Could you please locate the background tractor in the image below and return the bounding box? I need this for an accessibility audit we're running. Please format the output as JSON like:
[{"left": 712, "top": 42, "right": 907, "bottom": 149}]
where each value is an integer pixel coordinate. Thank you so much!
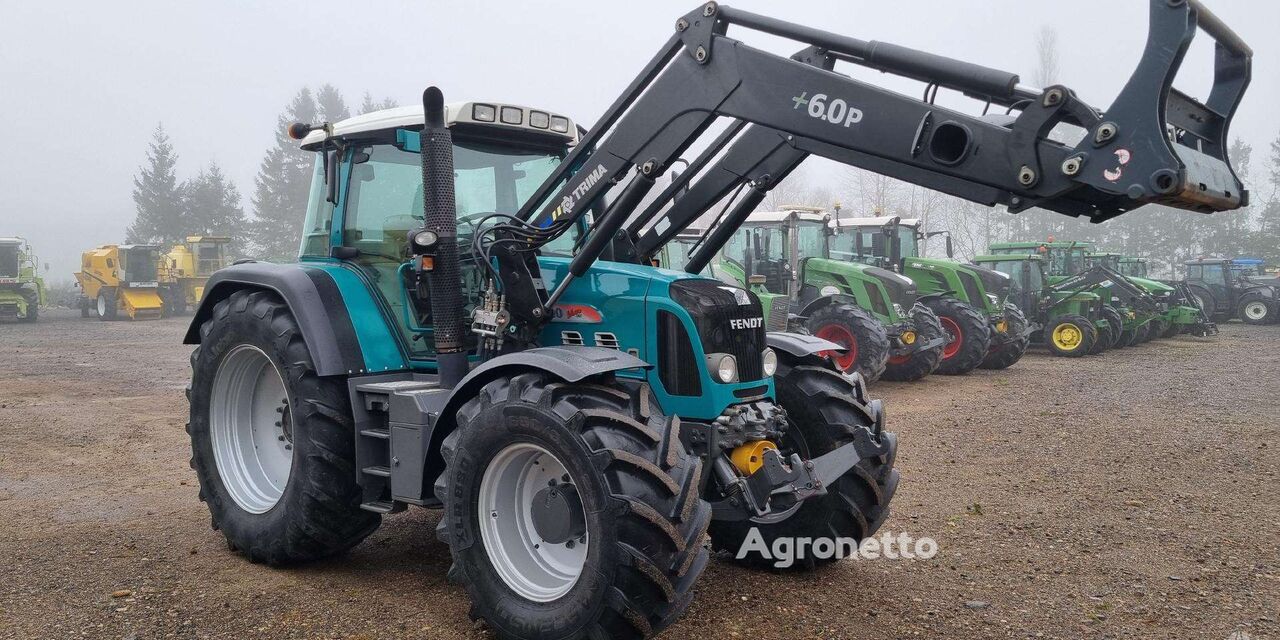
[
  {"left": 74, "top": 244, "right": 166, "bottom": 320},
  {"left": 1185, "top": 257, "right": 1279, "bottom": 325},
  {"left": 972, "top": 254, "right": 1107, "bottom": 357},
  {"left": 0, "top": 237, "right": 46, "bottom": 323},
  {"left": 160, "top": 235, "right": 233, "bottom": 314},
  {"left": 1090, "top": 251, "right": 1217, "bottom": 338},
  {"left": 833, "top": 216, "right": 1020, "bottom": 371},
  {"left": 712, "top": 208, "right": 946, "bottom": 383},
  {"left": 179, "top": 1, "right": 1249, "bottom": 636}
]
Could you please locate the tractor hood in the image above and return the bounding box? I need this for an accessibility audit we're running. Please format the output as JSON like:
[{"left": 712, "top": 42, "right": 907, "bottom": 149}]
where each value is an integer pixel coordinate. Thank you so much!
[{"left": 1125, "top": 275, "right": 1173, "bottom": 294}]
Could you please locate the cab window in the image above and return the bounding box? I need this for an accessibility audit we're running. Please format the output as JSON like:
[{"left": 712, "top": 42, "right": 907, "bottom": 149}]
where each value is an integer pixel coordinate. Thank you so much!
[{"left": 300, "top": 157, "right": 336, "bottom": 258}]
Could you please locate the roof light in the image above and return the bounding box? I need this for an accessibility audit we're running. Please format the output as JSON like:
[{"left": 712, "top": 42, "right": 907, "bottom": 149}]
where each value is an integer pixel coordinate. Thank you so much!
[
  {"left": 500, "top": 106, "right": 523, "bottom": 125},
  {"left": 529, "top": 111, "right": 550, "bottom": 129},
  {"left": 473, "top": 104, "right": 496, "bottom": 122},
  {"left": 550, "top": 116, "right": 570, "bottom": 133}
]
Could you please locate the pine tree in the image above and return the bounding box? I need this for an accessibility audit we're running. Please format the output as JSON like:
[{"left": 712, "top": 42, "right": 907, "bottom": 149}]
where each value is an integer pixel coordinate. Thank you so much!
[
  {"left": 359, "top": 91, "right": 400, "bottom": 115},
  {"left": 183, "top": 161, "right": 248, "bottom": 255},
  {"left": 1253, "top": 130, "right": 1280, "bottom": 265},
  {"left": 127, "top": 124, "right": 185, "bottom": 245},
  {"left": 316, "top": 84, "right": 350, "bottom": 123},
  {"left": 250, "top": 88, "right": 318, "bottom": 261}
]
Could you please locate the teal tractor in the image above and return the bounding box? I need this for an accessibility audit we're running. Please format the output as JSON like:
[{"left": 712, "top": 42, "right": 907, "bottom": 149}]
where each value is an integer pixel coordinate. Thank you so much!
[
  {"left": 709, "top": 208, "right": 946, "bottom": 383},
  {"left": 972, "top": 253, "right": 1107, "bottom": 357},
  {"left": 180, "top": 2, "right": 1250, "bottom": 636},
  {"left": 832, "top": 216, "right": 1026, "bottom": 371},
  {"left": 0, "top": 237, "right": 45, "bottom": 323}
]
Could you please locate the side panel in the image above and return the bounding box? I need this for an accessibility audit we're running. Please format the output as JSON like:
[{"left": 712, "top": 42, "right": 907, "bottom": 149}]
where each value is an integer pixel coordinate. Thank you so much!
[{"left": 799, "top": 258, "right": 899, "bottom": 322}]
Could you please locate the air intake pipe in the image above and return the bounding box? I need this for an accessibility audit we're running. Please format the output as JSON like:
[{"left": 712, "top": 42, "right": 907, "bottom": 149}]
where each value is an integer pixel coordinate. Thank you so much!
[{"left": 412, "top": 87, "right": 469, "bottom": 388}]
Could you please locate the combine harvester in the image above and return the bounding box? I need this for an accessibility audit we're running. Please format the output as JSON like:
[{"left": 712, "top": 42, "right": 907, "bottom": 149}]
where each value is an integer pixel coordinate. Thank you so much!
[
  {"left": 180, "top": 2, "right": 1250, "bottom": 637},
  {"left": 160, "top": 236, "right": 233, "bottom": 314},
  {"left": 75, "top": 244, "right": 166, "bottom": 320},
  {"left": 0, "top": 237, "right": 45, "bottom": 323}
]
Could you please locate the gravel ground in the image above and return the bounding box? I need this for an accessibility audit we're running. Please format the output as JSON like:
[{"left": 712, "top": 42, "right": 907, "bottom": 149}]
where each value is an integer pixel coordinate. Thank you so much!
[{"left": 1, "top": 309, "right": 1277, "bottom": 640}]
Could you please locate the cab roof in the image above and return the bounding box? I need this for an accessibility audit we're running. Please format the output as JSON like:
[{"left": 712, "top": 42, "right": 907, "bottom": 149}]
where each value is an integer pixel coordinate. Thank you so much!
[
  {"left": 300, "top": 102, "right": 579, "bottom": 149},
  {"left": 0, "top": 237, "right": 23, "bottom": 246},
  {"left": 746, "top": 209, "right": 830, "bottom": 224},
  {"left": 830, "top": 216, "right": 922, "bottom": 228},
  {"left": 973, "top": 254, "right": 1045, "bottom": 262}
]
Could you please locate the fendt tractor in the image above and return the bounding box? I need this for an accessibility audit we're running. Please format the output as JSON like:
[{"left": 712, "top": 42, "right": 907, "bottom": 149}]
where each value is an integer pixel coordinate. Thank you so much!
[
  {"left": 711, "top": 207, "right": 946, "bottom": 383},
  {"left": 182, "top": 3, "right": 1249, "bottom": 637},
  {"left": 0, "top": 237, "right": 46, "bottom": 323},
  {"left": 834, "top": 216, "right": 1025, "bottom": 371},
  {"left": 160, "top": 236, "right": 234, "bottom": 315},
  {"left": 971, "top": 253, "right": 1109, "bottom": 356},
  {"left": 75, "top": 244, "right": 166, "bottom": 320},
  {"left": 1185, "top": 257, "right": 1279, "bottom": 324}
]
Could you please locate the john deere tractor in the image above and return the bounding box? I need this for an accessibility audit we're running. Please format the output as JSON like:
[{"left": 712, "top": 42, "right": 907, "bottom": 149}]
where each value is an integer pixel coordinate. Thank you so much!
[
  {"left": 160, "top": 236, "right": 233, "bottom": 314},
  {"left": 181, "top": 2, "right": 1249, "bottom": 636},
  {"left": 0, "top": 237, "right": 45, "bottom": 323},
  {"left": 1185, "top": 257, "right": 1279, "bottom": 325},
  {"left": 711, "top": 208, "right": 946, "bottom": 383},
  {"left": 74, "top": 244, "right": 166, "bottom": 320},
  {"left": 832, "top": 216, "right": 1023, "bottom": 371},
  {"left": 972, "top": 253, "right": 1107, "bottom": 357},
  {"left": 1089, "top": 251, "right": 1217, "bottom": 338}
]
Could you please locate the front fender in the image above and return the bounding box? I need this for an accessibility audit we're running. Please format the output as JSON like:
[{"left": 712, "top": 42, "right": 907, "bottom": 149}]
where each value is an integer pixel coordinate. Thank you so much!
[
  {"left": 766, "top": 331, "right": 843, "bottom": 358},
  {"left": 795, "top": 292, "right": 860, "bottom": 319}
]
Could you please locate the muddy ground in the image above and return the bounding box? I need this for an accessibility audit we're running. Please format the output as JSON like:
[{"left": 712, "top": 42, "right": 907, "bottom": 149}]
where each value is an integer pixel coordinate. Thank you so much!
[{"left": 1, "top": 309, "right": 1277, "bottom": 639}]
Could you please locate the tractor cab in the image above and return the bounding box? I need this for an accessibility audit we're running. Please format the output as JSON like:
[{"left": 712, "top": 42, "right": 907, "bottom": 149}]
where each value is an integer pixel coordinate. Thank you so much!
[
  {"left": 989, "top": 241, "right": 1089, "bottom": 278},
  {"left": 117, "top": 245, "right": 162, "bottom": 286},
  {"left": 972, "top": 254, "right": 1047, "bottom": 317},
  {"left": 1087, "top": 252, "right": 1123, "bottom": 271},
  {"left": 0, "top": 238, "right": 20, "bottom": 281},
  {"left": 721, "top": 208, "right": 830, "bottom": 296},
  {"left": 1183, "top": 257, "right": 1278, "bottom": 323},
  {"left": 0, "top": 237, "right": 45, "bottom": 322},
  {"left": 1118, "top": 257, "right": 1149, "bottom": 279}
]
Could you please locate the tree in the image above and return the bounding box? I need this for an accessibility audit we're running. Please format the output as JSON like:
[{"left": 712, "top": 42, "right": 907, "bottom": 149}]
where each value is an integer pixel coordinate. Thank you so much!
[
  {"left": 126, "top": 124, "right": 185, "bottom": 245},
  {"left": 359, "top": 91, "right": 400, "bottom": 115},
  {"left": 182, "top": 161, "right": 248, "bottom": 255},
  {"left": 250, "top": 88, "right": 318, "bottom": 261},
  {"left": 316, "top": 83, "right": 350, "bottom": 123},
  {"left": 1252, "top": 130, "right": 1280, "bottom": 265}
]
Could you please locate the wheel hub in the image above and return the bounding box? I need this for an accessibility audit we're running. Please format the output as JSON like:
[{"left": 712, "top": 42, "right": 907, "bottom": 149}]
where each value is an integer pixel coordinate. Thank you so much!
[{"left": 531, "top": 482, "right": 586, "bottom": 544}]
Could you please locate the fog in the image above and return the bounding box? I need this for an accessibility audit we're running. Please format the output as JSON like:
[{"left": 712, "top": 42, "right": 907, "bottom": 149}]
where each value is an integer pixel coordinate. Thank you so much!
[{"left": 2, "top": 0, "right": 1276, "bottom": 278}]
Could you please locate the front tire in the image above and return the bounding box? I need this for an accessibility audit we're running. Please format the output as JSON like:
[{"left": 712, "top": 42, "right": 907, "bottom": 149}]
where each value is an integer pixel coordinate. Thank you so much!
[
  {"left": 188, "top": 289, "right": 379, "bottom": 565},
  {"left": 435, "top": 373, "right": 710, "bottom": 640},
  {"left": 1046, "top": 314, "right": 1095, "bottom": 357},
  {"left": 1239, "top": 298, "right": 1275, "bottom": 325},
  {"left": 806, "top": 301, "right": 889, "bottom": 383},
  {"left": 881, "top": 304, "right": 943, "bottom": 382},
  {"left": 979, "top": 302, "right": 1029, "bottom": 370},
  {"left": 709, "top": 360, "right": 898, "bottom": 571},
  {"left": 96, "top": 288, "right": 118, "bottom": 321},
  {"left": 923, "top": 297, "right": 991, "bottom": 375}
]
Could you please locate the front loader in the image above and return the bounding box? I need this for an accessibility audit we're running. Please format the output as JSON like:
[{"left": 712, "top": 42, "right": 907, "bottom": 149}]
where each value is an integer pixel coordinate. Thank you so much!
[
  {"left": 182, "top": 2, "right": 1249, "bottom": 638},
  {"left": 0, "top": 237, "right": 45, "bottom": 323},
  {"left": 74, "top": 244, "right": 166, "bottom": 320},
  {"left": 972, "top": 254, "right": 1108, "bottom": 357}
]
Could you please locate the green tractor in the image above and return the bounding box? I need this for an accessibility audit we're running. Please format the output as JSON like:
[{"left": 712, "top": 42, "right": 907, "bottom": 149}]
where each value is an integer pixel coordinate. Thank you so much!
[
  {"left": 0, "top": 237, "right": 46, "bottom": 323},
  {"left": 832, "top": 216, "right": 1024, "bottom": 371},
  {"left": 1092, "top": 252, "right": 1217, "bottom": 337},
  {"left": 711, "top": 208, "right": 947, "bottom": 383},
  {"left": 971, "top": 253, "right": 1107, "bottom": 357}
]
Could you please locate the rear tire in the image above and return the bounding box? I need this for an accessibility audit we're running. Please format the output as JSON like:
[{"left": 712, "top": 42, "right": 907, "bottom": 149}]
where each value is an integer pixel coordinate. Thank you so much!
[
  {"left": 1161, "top": 318, "right": 1182, "bottom": 338},
  {"left": 19, "top": 293, "right": 38, "bottom": 323},
  {"left": 709, "top": 360, "right": 898, "bottom": 571},
  {"left": 436, "top": 373, "right": 710, "bottom": 640},
  {"left": 188, "top": 289, "right": 379, "bottom": 565},
  {"left": 1046, "top": 314, "right": 1095, "bottom": 357},
  {"left": 1146, "top": 318, "right": 1169, "bottom": 340},
  {"left": 1100, "top": 306, "right": 1126, "bottom": 351},
  {"left": 923, "top": 297, "right": 991, "bottom": 375},
  {"left": 881, "top": 304, "right": 943, "bottom": 382},
  {"left": 806, "top": 302, "right": 889, "bottom": 383},
  {"left": 979, "top": 303, "right": 1028, "bottom": 370}
]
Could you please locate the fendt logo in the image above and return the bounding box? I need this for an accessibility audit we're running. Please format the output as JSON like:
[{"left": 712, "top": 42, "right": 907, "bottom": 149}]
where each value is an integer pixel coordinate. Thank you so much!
[
  {"left": 730, "top": 317, "right": 764, "bottom": 330},
  {"left": 792, "top": 91, "right": 863, "bottom": 128}
]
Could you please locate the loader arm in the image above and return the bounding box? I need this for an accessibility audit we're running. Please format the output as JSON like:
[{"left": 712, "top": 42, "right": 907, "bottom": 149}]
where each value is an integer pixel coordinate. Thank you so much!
[
  {"left": 492, "top": 0, "right": 1248, "bottom": 335},
  {"left": 1051, "top": 266, "right": 1158, "bottom": 313}
]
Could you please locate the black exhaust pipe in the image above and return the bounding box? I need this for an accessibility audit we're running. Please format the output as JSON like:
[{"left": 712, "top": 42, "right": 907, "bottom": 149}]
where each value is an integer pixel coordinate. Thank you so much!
[{"left": 416, "top": 87, "right": 469, "bottom": 388}]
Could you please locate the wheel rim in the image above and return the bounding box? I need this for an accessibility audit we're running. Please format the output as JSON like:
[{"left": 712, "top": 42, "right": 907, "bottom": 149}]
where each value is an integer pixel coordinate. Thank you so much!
[
  {"left": 478, "top": 442, "right": 588, "bottom": 603},
  {"left": 209, "top": 344, "right": 293, "bottom": 514},
  {"left": 97, "top": 294, "right": 107, "bottom": 317},
  {"left": 938, "top": 316, "right": 963, "bottom": 359},
  {"left": 1245, "top": 301, "right": 1267, "bottom": 320},
  {"left": 814, "top": 324, "right": 858, "bottom": 371},
  {"left": 1052, "top": 323, "right": 1083, "bottom": 351}
]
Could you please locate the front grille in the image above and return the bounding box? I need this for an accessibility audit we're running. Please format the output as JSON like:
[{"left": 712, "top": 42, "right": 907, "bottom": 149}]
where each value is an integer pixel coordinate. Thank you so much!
[
  {"left": 766, "top": 296, "right": 790, "bottom": 332},
  {"left": 657, "top": 310, "right": 701, "bottom": 396},
  {"left": 958, "top": 271, "right": 985, "bottom": 308},
  {"left": 669, "top": 279, "right": 765, "bottom": 382}
]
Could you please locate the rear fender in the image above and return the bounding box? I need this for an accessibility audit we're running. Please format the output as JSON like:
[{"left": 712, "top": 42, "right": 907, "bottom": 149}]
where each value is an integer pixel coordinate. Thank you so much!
[{"left": 183, "top": 262, "right": 365, "bottom": 377}]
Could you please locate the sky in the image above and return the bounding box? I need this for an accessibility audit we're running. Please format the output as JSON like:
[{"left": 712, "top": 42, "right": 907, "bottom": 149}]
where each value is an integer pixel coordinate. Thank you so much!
[{"left": 2, "top": 0, "right": 1277, "bottom": 279}]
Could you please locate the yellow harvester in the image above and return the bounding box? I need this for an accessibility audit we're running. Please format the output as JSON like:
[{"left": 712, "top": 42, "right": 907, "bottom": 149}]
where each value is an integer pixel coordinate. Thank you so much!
[
  {"left": 160, "top": 236, "right": 232, "bottom": 313},
  {"left": 74, "top": 244, "right": 166, "bottom": 320}
]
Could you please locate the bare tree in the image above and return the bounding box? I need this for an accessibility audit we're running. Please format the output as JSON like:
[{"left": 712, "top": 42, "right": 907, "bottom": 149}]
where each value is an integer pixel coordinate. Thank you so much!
[{"left": 1033, "top": 26, "right": 1060, "bottom": 88}]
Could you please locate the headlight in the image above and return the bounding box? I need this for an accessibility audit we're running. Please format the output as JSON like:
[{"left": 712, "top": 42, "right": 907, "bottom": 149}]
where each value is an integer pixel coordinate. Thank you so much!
[
  {"left": 412, "top": 230, "right": 439, "bottom": 248},
  {"left": 761, "top": 348, "right": 778, "bottom": 377},
  {"left": 714, "top": 354, "right": 738, "bottom": 383},
  {"left": 820, "top": 285, "right": 840, "bottom": 297},
  {"left": 986, "top": 293, "right": 1000, "bottom": 306},
  {"left": 472, "top": 104, "right": 496, "bottom": 122}
]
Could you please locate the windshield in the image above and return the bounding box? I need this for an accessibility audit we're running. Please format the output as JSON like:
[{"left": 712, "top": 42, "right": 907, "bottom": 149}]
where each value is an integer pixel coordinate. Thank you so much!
[
  {"left": 899, "top": 227, "right": 918, "bottom": 258},
  {"left": 796, "top": 221, "right": 826, "bottom": 258},
  {"left": 0, "top": 245, "right": 17, "bottom": 278},
  {"left": 123, "top": 248, "right": 158, "bottom": 283},
  {"left": 987, "top": 260, "right": 1043, "bottom": 293},
  {"left": 1199, "top": 263, "right": 1227, "bottom": 285}
]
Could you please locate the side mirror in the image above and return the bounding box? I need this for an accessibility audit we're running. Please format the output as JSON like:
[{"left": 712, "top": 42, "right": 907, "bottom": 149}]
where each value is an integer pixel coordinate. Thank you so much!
[{"left": 945, "top": 236, "right": 954, "bottom": 259}]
